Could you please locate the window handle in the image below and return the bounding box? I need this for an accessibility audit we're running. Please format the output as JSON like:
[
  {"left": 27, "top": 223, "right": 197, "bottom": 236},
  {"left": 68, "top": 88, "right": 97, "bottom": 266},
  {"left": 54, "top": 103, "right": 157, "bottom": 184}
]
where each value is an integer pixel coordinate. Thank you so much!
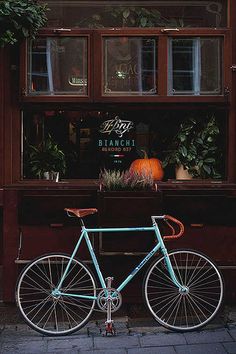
[
  {"left": 53, "top": 28, "right": 71, "bottom": 33},
  {"left": 161, "top": 28, "right": 180, "bottom": 33},
  {"left": 231, "top": 65, "right": 236, "bottom": 72}
]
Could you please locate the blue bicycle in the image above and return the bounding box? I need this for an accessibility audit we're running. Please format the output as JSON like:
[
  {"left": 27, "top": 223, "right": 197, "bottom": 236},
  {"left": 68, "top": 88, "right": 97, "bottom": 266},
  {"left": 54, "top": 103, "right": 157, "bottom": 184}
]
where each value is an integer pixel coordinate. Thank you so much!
[{"left": 16, "top": 208, "right": 224, "bottom": 335}]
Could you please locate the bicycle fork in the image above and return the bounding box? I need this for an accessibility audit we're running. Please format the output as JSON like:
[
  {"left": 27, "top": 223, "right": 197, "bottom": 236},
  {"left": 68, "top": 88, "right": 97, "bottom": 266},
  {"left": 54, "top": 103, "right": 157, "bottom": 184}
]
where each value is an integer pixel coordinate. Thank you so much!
[
  {"left": 153, "top": 222, "right": 189, "bottom": 295},
  {"left": 161, "top": 247, "right": 189, "bottom": 295}
]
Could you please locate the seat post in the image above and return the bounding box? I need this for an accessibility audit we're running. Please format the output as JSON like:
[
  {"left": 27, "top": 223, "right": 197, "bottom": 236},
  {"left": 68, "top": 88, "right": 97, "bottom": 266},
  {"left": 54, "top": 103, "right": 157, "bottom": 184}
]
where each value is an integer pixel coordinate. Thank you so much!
[{"left": 79, "top": 218, "right": 85, "bottom": 228}]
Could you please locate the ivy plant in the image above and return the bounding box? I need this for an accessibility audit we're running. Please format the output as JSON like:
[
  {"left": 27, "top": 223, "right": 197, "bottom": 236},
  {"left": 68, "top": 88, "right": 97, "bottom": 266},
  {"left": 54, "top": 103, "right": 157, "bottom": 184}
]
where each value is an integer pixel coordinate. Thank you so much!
[{"left": 0, "top": 0, "right": 48, "bottom": 47}]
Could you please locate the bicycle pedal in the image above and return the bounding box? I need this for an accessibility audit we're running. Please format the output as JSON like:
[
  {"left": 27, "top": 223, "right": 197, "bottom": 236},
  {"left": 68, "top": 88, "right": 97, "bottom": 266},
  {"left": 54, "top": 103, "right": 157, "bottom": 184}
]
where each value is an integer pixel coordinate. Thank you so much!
[{"left": 104, "top": 321, "right": 116, "bottom": 336}]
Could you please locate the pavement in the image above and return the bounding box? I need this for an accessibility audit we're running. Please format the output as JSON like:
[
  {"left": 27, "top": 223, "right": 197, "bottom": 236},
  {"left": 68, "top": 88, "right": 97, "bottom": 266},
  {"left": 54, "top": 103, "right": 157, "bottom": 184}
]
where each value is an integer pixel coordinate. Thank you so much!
[{"left": 0, "top": 303, "right": 236, "bottom": 354}]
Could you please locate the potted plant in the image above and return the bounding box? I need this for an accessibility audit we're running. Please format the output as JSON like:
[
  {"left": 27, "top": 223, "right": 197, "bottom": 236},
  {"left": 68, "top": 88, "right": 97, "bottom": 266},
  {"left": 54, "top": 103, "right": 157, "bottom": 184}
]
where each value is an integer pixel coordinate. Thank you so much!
[
  {"left": 26, "top": 134, "right": 66, "bottom": 180},
  {"left": 98, "top": 169, "right": 161, "bottom": 228},
  {"left": 163, "top": 115, "right": 222, "bottom": 179},
  {"left": 0, "top": 0, "right": 48, "bottom": 47},
  {"left": 99, "top": 168, "right": 155, "bottom": 191}
]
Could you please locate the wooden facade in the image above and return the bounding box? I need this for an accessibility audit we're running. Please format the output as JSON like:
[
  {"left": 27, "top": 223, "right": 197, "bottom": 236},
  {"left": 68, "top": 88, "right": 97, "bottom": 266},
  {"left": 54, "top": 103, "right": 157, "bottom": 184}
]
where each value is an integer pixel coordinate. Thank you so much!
[{"left": 0, "top": 0, "right": 236, "bottom": 303}]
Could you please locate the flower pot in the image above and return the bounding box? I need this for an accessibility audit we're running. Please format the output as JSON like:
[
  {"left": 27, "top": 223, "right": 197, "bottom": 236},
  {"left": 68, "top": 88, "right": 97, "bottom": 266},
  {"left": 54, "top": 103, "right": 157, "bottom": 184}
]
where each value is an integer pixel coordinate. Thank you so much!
[
  {"left": 175, "top": 165, "right": 192, "bottom": 180},
  {"left": 43, "top": 172, "right": 59, "bottom": 182}
]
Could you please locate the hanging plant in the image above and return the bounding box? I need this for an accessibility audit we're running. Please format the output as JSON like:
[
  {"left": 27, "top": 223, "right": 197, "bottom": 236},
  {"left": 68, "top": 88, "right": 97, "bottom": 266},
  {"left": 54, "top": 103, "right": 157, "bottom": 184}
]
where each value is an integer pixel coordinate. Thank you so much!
[{"left": 0, "top": 0, "right": 48, "bottom": 47}]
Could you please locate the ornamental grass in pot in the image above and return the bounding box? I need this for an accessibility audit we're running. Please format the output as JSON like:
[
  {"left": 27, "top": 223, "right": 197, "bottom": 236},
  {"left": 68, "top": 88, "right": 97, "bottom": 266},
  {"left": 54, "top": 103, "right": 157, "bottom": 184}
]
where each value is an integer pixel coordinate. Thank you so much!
[{"left": 99, "top": 169, "right": 156, "bottom": 191}]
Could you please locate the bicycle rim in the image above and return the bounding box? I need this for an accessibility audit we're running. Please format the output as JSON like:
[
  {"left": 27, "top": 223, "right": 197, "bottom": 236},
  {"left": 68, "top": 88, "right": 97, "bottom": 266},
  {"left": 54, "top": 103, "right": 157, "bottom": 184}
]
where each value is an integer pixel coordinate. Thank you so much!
[
  {"left": 144, "top": 249, "right": 224, "bottom": 331},
  {"left": 16, "top": 254, "right": 96, "bottom": 336}
]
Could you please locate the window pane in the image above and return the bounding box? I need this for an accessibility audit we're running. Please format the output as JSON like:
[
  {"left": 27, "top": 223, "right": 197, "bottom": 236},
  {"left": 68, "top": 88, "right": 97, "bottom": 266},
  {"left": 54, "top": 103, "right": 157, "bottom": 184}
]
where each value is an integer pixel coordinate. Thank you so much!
[
  {"left": 45, "top": 1, "right": 227, "bottom": 28},
  {"left": 22, "top": 109, "right": 225, "bottom": 180},
  {"left": 28, "top": 37, "right": 88, "bottom": 95},
  {"left": 171, "top": 39, "right": 195, "bottom": 93},
  {"left": 103, "top": 37, "right": 157, "bottom": 95},
  {"left": 169, "top": 37, "right": 222, "bottom": 95},
  {"left": 200, "top": 38, "right": 222, "bottom": 94}
]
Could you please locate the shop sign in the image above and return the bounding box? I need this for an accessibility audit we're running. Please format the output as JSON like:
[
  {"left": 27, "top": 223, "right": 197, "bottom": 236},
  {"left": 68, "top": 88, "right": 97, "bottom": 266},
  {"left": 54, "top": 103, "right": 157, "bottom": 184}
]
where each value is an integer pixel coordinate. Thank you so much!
[
  {"left": 98, "top": 116, "right": 135, "bottom": 166},
  {"left": 99, "top": 116, "right": 134, "bottom": 138}
]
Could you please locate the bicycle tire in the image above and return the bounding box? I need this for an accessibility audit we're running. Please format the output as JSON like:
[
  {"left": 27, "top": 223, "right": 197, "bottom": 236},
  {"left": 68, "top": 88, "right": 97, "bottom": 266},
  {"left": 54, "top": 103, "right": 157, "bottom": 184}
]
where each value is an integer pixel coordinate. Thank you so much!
[
  {"left": 143, "top": 249, "right": 224, "bottom": 331},
  {"left": 16, "top": 253, "right": 96, "bottom": 336}
]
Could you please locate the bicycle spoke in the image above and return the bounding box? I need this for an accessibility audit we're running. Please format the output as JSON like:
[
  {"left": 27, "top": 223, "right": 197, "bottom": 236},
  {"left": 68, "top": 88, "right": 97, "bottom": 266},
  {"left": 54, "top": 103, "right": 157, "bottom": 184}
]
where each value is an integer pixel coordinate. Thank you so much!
[
  {"left": 144, "top": 250, "right": 223, "bottom": 331},
  {"left": 17, "top": 255, "right": 96, "bottom": 335}
]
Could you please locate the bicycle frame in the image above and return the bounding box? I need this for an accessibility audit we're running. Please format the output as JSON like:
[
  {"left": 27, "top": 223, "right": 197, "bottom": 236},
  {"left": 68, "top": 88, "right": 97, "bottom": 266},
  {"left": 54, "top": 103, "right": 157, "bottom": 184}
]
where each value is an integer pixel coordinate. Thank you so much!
[{"left": 53, "top": 218, "right": 183, "bottom": 300}]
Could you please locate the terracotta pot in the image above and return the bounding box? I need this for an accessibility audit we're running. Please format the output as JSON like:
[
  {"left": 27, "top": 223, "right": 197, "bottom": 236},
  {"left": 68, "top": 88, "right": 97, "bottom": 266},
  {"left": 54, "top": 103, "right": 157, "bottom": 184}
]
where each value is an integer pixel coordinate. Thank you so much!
[{"left": 175, "top": 165, "right": 192, "bottom": 180}]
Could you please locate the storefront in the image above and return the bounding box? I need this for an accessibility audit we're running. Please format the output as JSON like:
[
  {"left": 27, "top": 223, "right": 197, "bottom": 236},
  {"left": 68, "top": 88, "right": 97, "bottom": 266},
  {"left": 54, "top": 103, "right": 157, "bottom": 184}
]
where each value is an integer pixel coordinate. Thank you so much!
[{"left": 1, "top": 0, "right": 236, "bottom": 303}]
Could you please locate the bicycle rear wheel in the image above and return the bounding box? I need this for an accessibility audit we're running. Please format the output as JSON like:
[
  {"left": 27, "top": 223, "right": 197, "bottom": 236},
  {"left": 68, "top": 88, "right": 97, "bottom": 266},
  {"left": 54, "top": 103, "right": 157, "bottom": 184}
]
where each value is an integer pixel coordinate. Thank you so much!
[
  {"left": 144, "top": 249, "right": 223, "bottom": 331},
  {"left": 16, "top": 254, "right": 96, "bottom": 336}
]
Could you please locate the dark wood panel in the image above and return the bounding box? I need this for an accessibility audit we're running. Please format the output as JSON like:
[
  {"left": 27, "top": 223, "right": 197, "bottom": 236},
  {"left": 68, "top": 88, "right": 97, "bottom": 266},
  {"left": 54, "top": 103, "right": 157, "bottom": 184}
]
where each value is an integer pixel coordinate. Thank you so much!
[
  {"left": 19, "top": 191, "right": 97, "bottom": 225},
  {"left": 164, "top": 225, "right": 236, "bottom": 264},
  {"left": 98, "top": 191, "right": 162, "bottom": 227},
  {"left": 0, "top": 189, "right": 3, "bottom": 206},
  {"left": 100, "top": 231, "right": 155, "bottom": 254},
  {"left": 3, "top": 190, "right": 19, "bottom": 302},
  {"left": 18, "top": 225, "right": 92, "bottom": 260},
  {"left": 0, "top": 208, "right": 2, "bottom": 264},
  {"left": 97, "top": 191, "right": 162, "bottom": 255},
  {"left": 163, "top": 193, "right": 233, "bottom": 225}
]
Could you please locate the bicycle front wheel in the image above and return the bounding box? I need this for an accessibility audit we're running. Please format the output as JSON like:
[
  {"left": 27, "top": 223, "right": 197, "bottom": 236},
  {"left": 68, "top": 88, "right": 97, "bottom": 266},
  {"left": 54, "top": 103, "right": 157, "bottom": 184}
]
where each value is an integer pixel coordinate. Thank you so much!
[
  {"left": 16, "top": 254, "right": 96, "bottom": 336},
  {"left": 144, "top": 249, "right": 223, "bottom": 331}
]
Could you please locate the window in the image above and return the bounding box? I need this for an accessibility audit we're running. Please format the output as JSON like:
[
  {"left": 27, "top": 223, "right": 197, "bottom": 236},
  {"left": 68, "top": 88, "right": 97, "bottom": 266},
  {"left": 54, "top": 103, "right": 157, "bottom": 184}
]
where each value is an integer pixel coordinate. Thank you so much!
[
  {"left": 22, "top": 109, "right": 225, "bottom": 181},
  {"left": 103, "top": 37, "right": 157, "bottom": 95},
  {"left": 28, "top": 37, "right": 88, "bottom": 95},
  {"left": 18, "top": 3, "right": 231, "bottom": 184},
  {"left": 45, "top": 1, "right": 227, "bottom": 28},
  {"left": 22, "top": 29, "right": 227, "bottom": 101},
  {"left": 168, "top": 37, "right": 222, "bottom": 95}
]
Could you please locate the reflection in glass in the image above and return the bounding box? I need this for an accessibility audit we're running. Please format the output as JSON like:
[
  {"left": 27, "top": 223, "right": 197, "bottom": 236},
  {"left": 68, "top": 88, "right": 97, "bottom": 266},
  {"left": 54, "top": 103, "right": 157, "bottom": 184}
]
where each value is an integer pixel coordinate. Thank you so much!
[
  {"left": 22, "top": 109, "right": 225, "bottom": 180},
  {"left": 46, "top": 1, "right": 227, "bottom": 28},
  {"left": 103, "top": 37, "right": 157, "bottom": 95},
  {"left": 169, "top": 38, "right": 222, "bottom": 95},
  {"left": 28, "top": 37, "right": 88, "bottom": 95}
]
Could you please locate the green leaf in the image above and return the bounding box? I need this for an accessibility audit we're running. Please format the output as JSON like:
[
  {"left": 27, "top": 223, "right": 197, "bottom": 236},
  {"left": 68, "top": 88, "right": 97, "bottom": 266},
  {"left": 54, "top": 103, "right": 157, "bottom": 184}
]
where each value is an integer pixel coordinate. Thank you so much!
[
  {"left": 179, "top": 145, "right": 187, "bottom": 157},
  {"left": 204, "top": 158, "right": 215, "bottom": 163},
  {"left": 123, "top": 9, "right": 130, "bottom": 19},
  {"left": 179, "top": 134, "right": 186, "bottom": 142},
  {"left": 140, "top": 17, "right": 147, "bottom": 27},
  {"left": 203, "top": 165, "right": 211, "bottom": 175}
]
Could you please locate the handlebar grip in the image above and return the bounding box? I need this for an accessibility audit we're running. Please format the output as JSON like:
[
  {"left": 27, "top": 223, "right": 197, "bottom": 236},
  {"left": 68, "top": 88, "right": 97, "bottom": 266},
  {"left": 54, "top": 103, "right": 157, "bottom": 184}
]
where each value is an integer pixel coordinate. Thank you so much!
[{"left": 163, "top": 215, "right": 184, "bottom": 240}]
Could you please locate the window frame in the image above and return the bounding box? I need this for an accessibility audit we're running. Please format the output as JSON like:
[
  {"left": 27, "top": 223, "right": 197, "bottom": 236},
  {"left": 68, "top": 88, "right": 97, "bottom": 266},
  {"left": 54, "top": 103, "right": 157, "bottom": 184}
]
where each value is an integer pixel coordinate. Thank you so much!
[
  {"left": 94, "top": 28, "right": 230, "bottom": 103},
  {"left": 20, "top": 29, "right": 93, "bottom": 103},
  {"left": 168, "top": 37, "right": 223, "bottom": 96},
  {"left": 20, "top": 28, "right": 231, "bottom": 103}
]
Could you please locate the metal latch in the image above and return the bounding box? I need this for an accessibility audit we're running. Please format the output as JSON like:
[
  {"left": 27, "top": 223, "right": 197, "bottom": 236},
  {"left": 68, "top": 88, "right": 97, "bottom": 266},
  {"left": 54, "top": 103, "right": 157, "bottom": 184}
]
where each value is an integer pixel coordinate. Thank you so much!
[
  {"left": 53, "top": 28, "right": 71, "bottom": 33},
  {"left": 231, "top": 65, "right": 236, "bottom": 72},
  {"left": 161, "top": 28, "right": 180, "bottom": 33}
]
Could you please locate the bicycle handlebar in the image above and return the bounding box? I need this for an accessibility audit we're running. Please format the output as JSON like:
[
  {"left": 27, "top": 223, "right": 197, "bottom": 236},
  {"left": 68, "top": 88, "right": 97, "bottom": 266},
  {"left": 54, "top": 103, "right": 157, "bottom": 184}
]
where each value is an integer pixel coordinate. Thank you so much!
[{"left": 152, "top": 215, "right": 184, "bottom": 240}]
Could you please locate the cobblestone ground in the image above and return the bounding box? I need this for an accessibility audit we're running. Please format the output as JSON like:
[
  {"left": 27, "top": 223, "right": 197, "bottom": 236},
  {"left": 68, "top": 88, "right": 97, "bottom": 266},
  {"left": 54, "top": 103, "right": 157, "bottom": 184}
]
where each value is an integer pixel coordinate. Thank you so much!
[{"left": 0, "top": 305, "right": 236, "bottom": 354}]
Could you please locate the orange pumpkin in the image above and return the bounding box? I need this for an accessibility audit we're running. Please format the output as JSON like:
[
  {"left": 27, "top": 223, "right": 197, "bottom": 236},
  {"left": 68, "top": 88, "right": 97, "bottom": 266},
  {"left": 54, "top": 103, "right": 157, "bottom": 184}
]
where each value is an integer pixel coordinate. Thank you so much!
[{"left": 130, "top": 151, "right": 164, "bottom": 181}]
